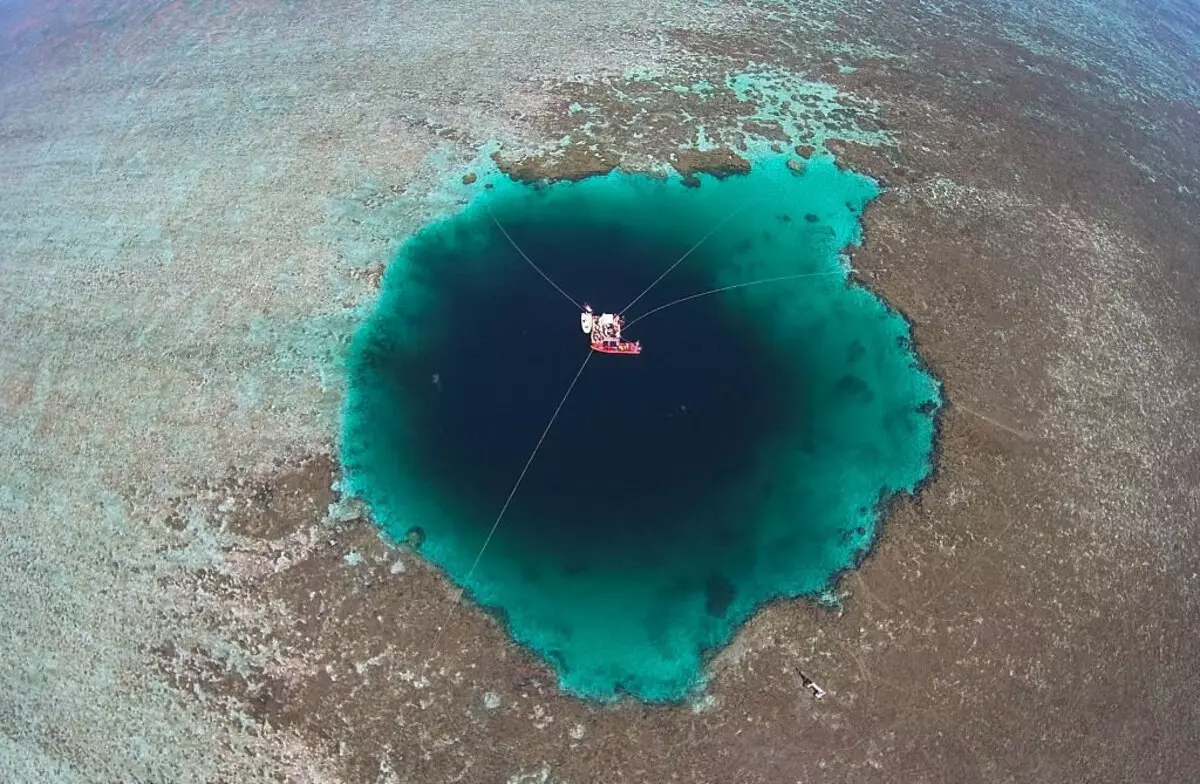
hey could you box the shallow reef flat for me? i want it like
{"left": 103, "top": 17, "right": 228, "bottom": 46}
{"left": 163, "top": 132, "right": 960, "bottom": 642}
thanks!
{"left": 1, "top": 0, "right": 1197, "bottom": 782}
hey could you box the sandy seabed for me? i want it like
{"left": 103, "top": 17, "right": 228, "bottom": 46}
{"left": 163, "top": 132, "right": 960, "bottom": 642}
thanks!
{"left": 1, "top": 0, "right": 1197, "bottom": 782}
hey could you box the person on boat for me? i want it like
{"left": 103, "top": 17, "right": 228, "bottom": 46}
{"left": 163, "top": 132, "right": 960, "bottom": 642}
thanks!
{"left": 581, "top": 304, "right": 641, "bottom": 353}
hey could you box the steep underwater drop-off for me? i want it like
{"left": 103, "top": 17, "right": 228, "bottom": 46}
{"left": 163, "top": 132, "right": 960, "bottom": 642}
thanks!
{"left": 340, "top": 155, "right": 942, "bottom": 701}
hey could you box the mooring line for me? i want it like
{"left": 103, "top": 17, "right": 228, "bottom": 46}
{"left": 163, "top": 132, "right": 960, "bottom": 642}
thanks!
{"left": 487, "top": 205, "right": 582, "bottom": 310}
{"left": 953, "top": 402, "right": 1038, "bottom": 441}
{"left": 625, "top": 269, "right": 850, "bottom": 328}
{"left": 422, "top": 349, "right": 593, "bottom": 670}
{"left": 618, "top": 201, "right": 751, "bottom": 316}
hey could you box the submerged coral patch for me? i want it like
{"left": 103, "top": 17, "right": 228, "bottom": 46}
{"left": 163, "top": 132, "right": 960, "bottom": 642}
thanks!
{"left": 340, "top": 154, "right": 941, "bottom": 701}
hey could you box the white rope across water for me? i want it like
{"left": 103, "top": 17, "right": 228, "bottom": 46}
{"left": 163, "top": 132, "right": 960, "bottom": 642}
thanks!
{"left": 422, "top": 349, "right": 593, "bottom": 668}
{"left": 625, "top": 269, "right": 852, "bottom": 329}
{"left": 487, "top": 206, "right": 582, "bottom": 310}
{"left": 618, "top": 201, "right": 752, "bottom": 316}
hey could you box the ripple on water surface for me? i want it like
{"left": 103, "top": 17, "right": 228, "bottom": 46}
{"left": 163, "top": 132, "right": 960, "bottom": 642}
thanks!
{"left": 341, "top": 155, "right": 942, "bottom": 701}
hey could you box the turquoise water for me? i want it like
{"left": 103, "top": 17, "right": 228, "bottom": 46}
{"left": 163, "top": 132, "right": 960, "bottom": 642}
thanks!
{"left": 340, "top": 154, "right": 942, "bottom": 702}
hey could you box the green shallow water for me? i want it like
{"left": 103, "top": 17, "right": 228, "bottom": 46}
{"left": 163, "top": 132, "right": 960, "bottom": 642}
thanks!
{"left": 340, "top": 154, "right": 942, "bottom": 702}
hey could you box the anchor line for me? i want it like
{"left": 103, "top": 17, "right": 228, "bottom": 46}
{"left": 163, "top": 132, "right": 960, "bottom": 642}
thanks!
{"left": 624, "top": 269, "right": 850, "bottom": 329}
{"left": 487, "top": 206, "right": 582, "bottom": 310}
{"left": 618, "top": 202, "right": 750, "bottom": 316}
{"left": 423, "top": 349, "right": 593, "bottom": 667}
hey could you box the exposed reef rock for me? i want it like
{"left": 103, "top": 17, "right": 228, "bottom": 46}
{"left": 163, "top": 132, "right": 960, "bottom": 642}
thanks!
{"left": 492, "top": 145, "right": 621, "bottom": 184}
{"left": 669, "top": 148, "right": 752, "bottom": 187}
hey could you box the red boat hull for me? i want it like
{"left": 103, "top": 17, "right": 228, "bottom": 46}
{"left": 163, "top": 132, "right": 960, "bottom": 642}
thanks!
{"left": 591, "top": 340, "right": 642, "bottom": 355}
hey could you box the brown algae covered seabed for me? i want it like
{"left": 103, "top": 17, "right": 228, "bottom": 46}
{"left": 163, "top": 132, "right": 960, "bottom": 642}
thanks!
{"left": 1, "top": 0, "right": 1198, "bottom": 782}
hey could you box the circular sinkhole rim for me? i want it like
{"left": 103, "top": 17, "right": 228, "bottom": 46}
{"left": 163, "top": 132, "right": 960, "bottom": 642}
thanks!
{"left": 336, "top": 153, "right": 947, "bottom": 705}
